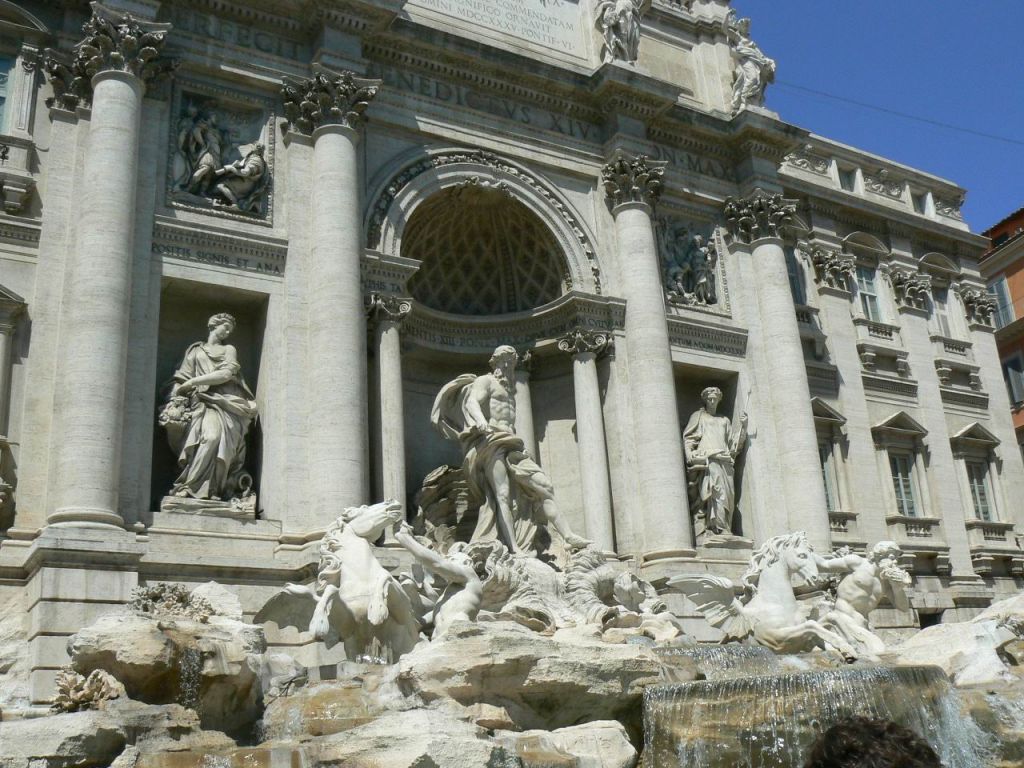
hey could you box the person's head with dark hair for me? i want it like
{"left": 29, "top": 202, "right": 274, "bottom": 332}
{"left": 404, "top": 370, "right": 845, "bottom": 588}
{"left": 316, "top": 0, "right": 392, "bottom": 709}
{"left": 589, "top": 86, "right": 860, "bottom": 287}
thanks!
{"left": 804, "top": 716, "right": 943, "bottom": 768}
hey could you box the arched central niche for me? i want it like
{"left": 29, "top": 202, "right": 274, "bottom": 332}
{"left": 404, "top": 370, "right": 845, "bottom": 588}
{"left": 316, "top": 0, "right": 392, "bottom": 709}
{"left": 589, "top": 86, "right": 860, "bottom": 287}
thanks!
{"left": 404, "top": 185, "right": 567, "bottom": 316}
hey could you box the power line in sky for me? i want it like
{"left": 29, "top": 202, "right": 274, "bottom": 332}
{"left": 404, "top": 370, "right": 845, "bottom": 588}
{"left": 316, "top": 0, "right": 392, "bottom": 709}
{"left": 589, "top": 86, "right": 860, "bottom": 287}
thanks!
{"left": 775, "top": 81, "right": 1024, "bottom": 148}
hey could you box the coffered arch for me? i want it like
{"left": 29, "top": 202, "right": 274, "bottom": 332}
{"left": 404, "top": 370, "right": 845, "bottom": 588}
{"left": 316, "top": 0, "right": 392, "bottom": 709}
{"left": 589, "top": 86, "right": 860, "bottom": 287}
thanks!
{"left": 365, "top": 146, "right": 602, "bottom": 296}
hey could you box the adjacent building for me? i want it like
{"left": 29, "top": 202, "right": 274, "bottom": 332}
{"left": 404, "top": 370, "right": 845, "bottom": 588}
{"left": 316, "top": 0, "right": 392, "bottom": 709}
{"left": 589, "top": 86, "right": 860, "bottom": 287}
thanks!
{"left": 980, "top": 207, "right": 1024, "bottom": 456}
{"left": 0, "top": 0, "right": 1021, "bottom": 704}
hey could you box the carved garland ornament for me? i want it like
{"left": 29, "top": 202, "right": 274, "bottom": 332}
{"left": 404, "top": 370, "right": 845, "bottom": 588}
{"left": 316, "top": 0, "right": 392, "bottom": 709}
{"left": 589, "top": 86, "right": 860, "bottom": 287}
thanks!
{"left": 802, "top": 244, "right": 855, "bottom": 291}
{"left": 281, "top": 67, "right": 380, "bottom": 135}
{"left": 557, "top": 327, "right": 613, "bottom": 357}
{"left": 601, "top": 152, "right": 664, "bottom": 209}
{"left": 722, "top": 189, "right": 796, "bottom": 244}
{"left": 887, "top": 268, "right": 932, "bottom": 310}
{"left": 367, "top": 149, "right": 603, "bottom": 294}
{"left": 862, "top": 169, "right": 903, "bottom": 199}
{"left": 44, "top": 3, "right": 173, "bottom": 111}
{"left": 784, "top": 144, "right": 829, "bottom": 176}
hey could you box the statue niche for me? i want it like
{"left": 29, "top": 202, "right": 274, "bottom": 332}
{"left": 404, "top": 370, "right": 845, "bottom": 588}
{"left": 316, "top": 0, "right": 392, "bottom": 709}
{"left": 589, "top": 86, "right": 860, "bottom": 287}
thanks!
{"left": 158, "top": 312, "right": 258, "bottom": 518}
{"left": 170, "top": 96, "right": 271, "bottom": 216}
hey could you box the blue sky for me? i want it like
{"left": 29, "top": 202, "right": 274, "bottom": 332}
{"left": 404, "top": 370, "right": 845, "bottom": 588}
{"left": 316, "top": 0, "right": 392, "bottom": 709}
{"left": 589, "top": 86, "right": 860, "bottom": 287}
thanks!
{"left": 737, "top": 2, "right": 1023, "bottom": 233}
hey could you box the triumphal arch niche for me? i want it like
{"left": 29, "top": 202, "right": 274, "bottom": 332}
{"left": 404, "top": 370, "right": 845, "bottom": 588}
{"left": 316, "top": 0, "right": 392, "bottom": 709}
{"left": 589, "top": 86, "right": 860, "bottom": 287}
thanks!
{"left": 366, "top": 149, "right": 623, "bottom": 553}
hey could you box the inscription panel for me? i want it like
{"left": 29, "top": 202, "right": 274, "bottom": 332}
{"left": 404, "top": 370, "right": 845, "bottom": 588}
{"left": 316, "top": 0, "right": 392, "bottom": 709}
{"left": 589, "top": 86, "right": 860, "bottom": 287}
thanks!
{"left": 152, "top": 222, "right": 286, "bottom": 277}
{"left": 406, "top": 0, "right": 586, "bottom": 60}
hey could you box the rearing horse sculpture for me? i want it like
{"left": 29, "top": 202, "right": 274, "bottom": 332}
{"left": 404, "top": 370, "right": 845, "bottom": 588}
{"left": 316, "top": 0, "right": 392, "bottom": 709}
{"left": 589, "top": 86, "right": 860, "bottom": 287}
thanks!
{"left": 667, "top": 531, "right": 859, "bottom": 659}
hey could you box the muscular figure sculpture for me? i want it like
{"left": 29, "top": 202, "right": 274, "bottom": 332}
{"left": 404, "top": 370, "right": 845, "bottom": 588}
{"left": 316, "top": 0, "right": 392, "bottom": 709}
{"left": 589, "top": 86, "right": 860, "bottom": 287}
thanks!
{"left": 815, "top": 541, "right": 912, "bottom": 656}
{"left": 432, "top": 345, "right": 591, "bottom": 553}
{"left": 395, "top": 521, "right": 482, "bottom": 639}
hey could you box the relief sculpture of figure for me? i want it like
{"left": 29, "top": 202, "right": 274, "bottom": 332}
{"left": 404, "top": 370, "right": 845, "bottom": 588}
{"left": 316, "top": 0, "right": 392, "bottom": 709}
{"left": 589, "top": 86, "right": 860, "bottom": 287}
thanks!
{"left": 684, "top": 386, "right": 747, "bottom": 540}
{"left": 727, "top": 11, "right": 775, "bottom": 113}
{"left": 814, "top": 541, "right": 912, "bottom": 657}
{"left": 431, "top": 345, "right": 591, "bottom": 554}
{"left": 595, "top": 0, "right": 645, "bottom": 64}
{"left": 158, "top": 313, "right": 257, "bottom": 514}
{"left": 212, "top": 143, "right": 268, "bottom": 213}
{"left": 186, "top": 115, "right": 225, "bottom": 196}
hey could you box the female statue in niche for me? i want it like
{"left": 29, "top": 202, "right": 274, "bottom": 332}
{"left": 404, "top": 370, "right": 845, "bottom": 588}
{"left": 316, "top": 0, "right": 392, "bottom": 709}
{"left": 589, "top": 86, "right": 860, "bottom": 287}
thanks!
{"left": 683, "top": 386, "right": 747, "bottom": 540}
{"left": 159, "top": 313, "right": 257, "bottom": 511}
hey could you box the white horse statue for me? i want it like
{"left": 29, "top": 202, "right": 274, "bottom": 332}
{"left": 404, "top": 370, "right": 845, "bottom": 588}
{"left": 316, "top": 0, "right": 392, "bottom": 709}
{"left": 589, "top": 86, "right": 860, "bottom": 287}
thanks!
{"left": 284, "top": 500, "right": 420, "bottom": 662}
{"left": 668, "top": 531, "right": 859, "bottom": 659}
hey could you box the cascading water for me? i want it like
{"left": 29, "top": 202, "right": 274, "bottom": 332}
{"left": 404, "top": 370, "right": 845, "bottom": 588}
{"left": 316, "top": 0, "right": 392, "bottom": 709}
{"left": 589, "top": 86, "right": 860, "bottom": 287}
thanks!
{"left": 654, "top": 645, "right": 783, "bottom": 682}
{"left": 643, "top": 665, "right": 988, "bottom": 768}
{"left": 177, "top": 646, "right": 203, "bottom": 713}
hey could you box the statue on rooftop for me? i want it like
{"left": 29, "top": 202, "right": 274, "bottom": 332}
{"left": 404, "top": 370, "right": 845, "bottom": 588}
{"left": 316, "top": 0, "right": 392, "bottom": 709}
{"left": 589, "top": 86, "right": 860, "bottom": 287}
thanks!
{"left": 431, "top": 345, "right": 591, "bottom": 555}
{"left": 726, "top": 10, "right": 775, "bottom": 113}
{"left": 596, "top": 0, "right": 646, "bottom": 64}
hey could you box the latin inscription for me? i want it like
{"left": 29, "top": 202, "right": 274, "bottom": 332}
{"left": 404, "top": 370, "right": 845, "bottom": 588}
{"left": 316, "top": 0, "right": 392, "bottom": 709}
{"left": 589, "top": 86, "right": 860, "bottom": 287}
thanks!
{"left": 164, "top": 7, "right": 305, "bottom": 61}
{"left": 409, "top": 0, "right": 583, "bottom": 54}
{"left": 368, "top": 64, "right": 599, "bottom": 142}
{"left": 649, "top": 144, "right": 737, "bottom": 183}
{"left": 153, "top": 241, "right": 284, "bottom": 276}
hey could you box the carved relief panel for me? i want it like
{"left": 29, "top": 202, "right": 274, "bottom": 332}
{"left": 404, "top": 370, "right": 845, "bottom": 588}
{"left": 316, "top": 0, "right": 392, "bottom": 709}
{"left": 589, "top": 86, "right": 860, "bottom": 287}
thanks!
{"left": 655, "top": 216, "right": 730, "bottom": 316}
{"left": 166, "top": 82, "right": 275, "bottom": 223}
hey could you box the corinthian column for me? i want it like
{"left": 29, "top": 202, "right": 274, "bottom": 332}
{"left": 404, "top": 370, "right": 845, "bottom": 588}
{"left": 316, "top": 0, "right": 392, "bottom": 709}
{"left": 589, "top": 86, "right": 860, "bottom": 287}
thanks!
{"left": 558, "top": 328, "right": 615, "bottom": 553}
{"left": 602, "top": 152, "right": 692, "bottom": 557}
{"left": 514, "top": 351, "right": 539, "bottom": 460}
{"left": 368, "top": 294, "right": 411, "bottom": 538}
{"left": 723, "top": 190, "right": 831, "bottom": 549}
{"left": 282, "top": 68, "right": 381, "bottom": 520}
{"left": 45, "top": 6, "right": 172, "bottom": 527}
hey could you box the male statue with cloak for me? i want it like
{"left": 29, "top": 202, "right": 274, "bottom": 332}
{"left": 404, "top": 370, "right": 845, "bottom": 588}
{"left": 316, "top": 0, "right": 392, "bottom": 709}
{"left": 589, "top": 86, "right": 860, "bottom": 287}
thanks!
{"left": 431, "top": 345, "right": 591, "bottom": 554}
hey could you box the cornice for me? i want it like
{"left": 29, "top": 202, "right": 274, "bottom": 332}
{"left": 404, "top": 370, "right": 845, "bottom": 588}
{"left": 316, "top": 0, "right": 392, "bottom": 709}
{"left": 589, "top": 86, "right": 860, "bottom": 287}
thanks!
{"left": 782, "top": 177, "right": 987, "bottom": 253}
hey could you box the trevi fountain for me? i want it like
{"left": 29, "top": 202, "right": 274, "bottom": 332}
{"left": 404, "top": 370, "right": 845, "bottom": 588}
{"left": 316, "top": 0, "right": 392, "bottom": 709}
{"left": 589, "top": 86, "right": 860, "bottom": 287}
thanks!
{"left": 1, "top": 1, "right": 1023, "bottom": 767}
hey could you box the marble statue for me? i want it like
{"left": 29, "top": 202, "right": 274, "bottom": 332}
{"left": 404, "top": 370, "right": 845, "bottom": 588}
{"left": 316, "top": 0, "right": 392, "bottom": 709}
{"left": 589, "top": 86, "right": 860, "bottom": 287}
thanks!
{"left": 726, "top": 11, "right": 775, "bottom": 113}
{"left": 683, "top": 386, "right": 747, "bottom": 540}
{"left": 212, "top": 143, "right": 269, "bottom": 213}
{"left": 158, "top": 313, "right": 258, "bottom": 517}
{"left": 431, "top": 345, "right": 591, "bottom": 554}
{"left": 184, "top": 114, "right": 225, "bottom": 196}
{"left": 285, "top": 500, "right": 420, "bottom": 662}
{"left": 668, "top": 532, "right": 859, "bottom": 659}
{"left": 815, "top": 541, "right": 912, "bottom": 656}
{"left": 394, "top": 521, "right": 482, "bottom": 639}
{"left": 595, "top": 0, "right": 645, "bottom": 64}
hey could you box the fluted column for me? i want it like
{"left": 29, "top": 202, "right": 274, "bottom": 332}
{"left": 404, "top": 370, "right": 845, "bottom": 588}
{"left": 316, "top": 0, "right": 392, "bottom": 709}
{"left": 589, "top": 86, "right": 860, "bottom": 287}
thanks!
{"left": 45, "top": 6, "right": 172, "bottom": 527}
{"left": 282, "top": 67, "right": 381, "bottom": 519}
{"left": 558, "top": 328, "right": 615, "bottom": 552}
{"left": 368, "top": 294, "right": 411, "bottom": 539}
{"left": 0, "top": 295, "right": 24, "bottom": 435}
{"left": 724, "top": 190, "right": 831, "bottom": 549}
{"left": 602, "top": 152, "right": 692, "bottom": 557}
{"left": 514, "top": 351, "right": 539, "bottom": 460}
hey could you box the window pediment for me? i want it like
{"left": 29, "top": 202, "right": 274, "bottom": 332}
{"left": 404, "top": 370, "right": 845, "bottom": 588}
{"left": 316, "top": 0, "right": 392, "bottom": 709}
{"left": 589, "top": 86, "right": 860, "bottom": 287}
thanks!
{"left": 951, "top": 422, "right": 1000, "bottom": 451}
{"left": 872, "top": 411, "right": 927, "bottom": 443}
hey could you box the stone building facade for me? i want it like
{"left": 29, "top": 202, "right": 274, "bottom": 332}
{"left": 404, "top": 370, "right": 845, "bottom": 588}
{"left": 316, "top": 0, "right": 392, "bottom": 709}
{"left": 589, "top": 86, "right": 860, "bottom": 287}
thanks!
{"left": 0, "top": 0, "right": 1021, "bottom": 703}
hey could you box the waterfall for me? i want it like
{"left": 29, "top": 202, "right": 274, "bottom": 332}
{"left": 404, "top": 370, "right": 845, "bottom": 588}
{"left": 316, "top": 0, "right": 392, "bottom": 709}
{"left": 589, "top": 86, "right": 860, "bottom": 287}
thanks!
{"left": 643, "top": 665, "right": 988, "bottom": 768}
{"left": 178, "top": 645, "right": 203, "bottom": 713}
{"left": 654, "top": 645, "right": 783, "bottom": 682}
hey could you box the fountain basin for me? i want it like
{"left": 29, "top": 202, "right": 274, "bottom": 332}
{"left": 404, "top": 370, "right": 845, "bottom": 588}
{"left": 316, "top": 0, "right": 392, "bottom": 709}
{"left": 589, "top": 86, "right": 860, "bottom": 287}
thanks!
{"left": 643, "top": 664, "right": 986, "bottom": 768}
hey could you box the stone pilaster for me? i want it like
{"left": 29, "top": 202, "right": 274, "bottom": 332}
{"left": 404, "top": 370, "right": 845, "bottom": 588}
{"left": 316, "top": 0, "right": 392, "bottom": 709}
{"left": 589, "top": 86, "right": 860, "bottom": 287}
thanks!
{"left": 45, "top": 4, "right": 172, "bottom": 528}
{"left": 0, "top": 292, "right": 24, "bottom": 435}
{"left": 557, "top": 328, "right": 615, "bottom": 553}
{"left": 368, "top": 294, "right": 411, "bottom": 539}
{"left": 514, "top": 351, "right": 539, "bottom": 461}
{"left": 724, "top": 190, "right": 831, "bottom": 549}
{"left": 282, "top": 67, "right": 381, "bottom": 520}
{"left": 603, "top": 151, "right": 693, "bottom": 558}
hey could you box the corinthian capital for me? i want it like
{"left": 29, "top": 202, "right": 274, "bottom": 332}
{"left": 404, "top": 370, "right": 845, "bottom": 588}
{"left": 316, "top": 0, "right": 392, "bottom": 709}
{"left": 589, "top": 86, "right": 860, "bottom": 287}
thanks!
{"left": 557, "top": 327, "right": 613, "bottom": 357}
{"left": 366, "top": 293, "right": 412, "bottom": 325}
{"left": 722, "top": 189, "right": 796, "bottom": 244}
{"left": 601, "top": 152, "right": 665, "bottom": 209}
{"left": 44, "top": 3, "right": 173, "bottom": 110}
{"left": 281, "top": 66, "right": 381, "bottom": 136}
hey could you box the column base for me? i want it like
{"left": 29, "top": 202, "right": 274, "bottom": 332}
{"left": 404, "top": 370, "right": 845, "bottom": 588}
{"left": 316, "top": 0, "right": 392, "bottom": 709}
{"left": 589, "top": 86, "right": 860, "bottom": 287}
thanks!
{"left": 47, "top": 507, "right": 125, "bottom": 528}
